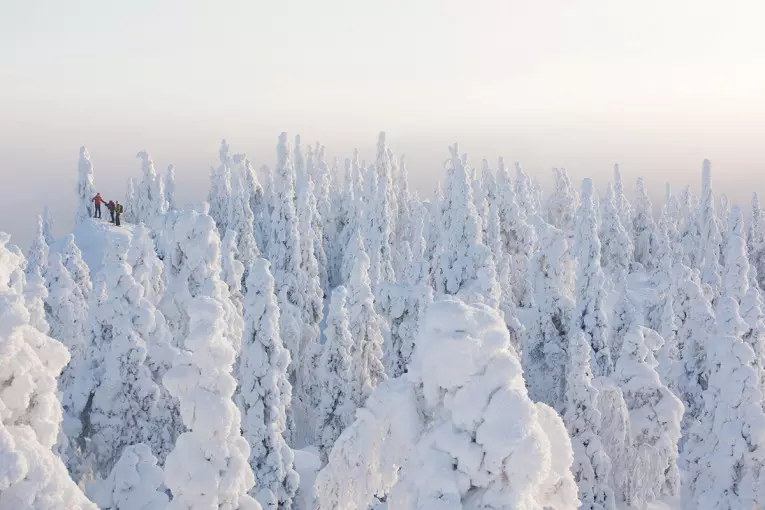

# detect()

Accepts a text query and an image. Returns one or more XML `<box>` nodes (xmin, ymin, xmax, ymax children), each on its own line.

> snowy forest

<box><xmin>3</xmin><ymin>131</ymin><xmax>765</xmax><ymax>510</ymax></box>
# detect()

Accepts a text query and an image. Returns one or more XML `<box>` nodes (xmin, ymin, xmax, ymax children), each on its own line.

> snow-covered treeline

<box><xmin>4</xmin><ymin>135</ymin><xmax>765</xmax><ymax>510</ymax></box>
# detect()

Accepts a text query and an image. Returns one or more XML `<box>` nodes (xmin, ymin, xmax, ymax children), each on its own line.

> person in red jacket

<box><xmin>91</xmin><ymin>192</ymin><xmax>106</xmax><ymax>219</ymax></box>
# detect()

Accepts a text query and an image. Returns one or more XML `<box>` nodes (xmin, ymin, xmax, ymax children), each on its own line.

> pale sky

<box><xmin>2</xmin><ymin>0</ymin><xmax>764</xmax><ymax>248</ymax></box>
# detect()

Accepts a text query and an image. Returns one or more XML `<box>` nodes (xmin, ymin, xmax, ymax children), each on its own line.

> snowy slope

<box><xmin>50</xmin><ymin>218</ymin><xmax>134</xmax><ymax>273</ymax></box>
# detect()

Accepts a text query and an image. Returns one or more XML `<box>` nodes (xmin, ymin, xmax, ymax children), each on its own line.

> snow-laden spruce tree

<box><xmin>673</xmin><ymin>266</ymin><xmax>715</xmax><ymax>433</ymax></box>
<box><xmin>134</xmin><ymin>150</ymin><xmax>168</xmax><ymax>225</ymax></box>
<box><xmin>347</xmin><ymin>246</ymin><xmax>387</xmax><ymax>406</ymax></box>
<box><xmin>600</xmin><ymin>183</ymin><xmax>633</xmax><ymax>282</ymax></box>
<box><xmin>127</xmin><ymin>224</ymin><xmax>164</xmax><ymax>306</ymax></box>
<box><xmin>76</xmin><ymin>146</ymin><xmax>97</xmax><ymax>223</ymax></box>
<box><xmin>235</xmin><ymin>259</ymin><xmax>298</xmax><ymax>508</ymax></box>
<box><xmin>748</xmin><ymin>192</ymin><xmax>764</xmax><ymax>255</ymax></box>
<box><xmin>62</xmin><ymin>234</ymin><xmax>91</xmax><ymax>301</ymax></box>
<box><xmin>613</xmin><ymin>164</ymin><xmax>633</xmax><ymax>239</ymax></box>
<box><xmin>295</xmin><ymin>173</ymin><xmax>324</xmax><ymax>409</ymax></box>
<box><xmin>682</xmin><ymin>296</ymin><xmax>765</xmax><ymax>510</ymax></box>
<box><xmin>89</xmin><ymin>444</ymin><xmax>168</xmax><ymax>510</ymax></box>
<box><xmin>524</xmin><ymin>218</ymin><xmax>574</xmax><ymax>412</ymax></box>
<box><xmin>565</xmin><ymin>330</ymin><xmax>616</xmax><ymax>510</ymax></box>
<box><xmin>45</xmin><ymin>253</ymin><xmax>90</xmax><ymax>464</ymax></box>
<box><xmin>632</xmin><ymin>177</ymin><xmax>657</xmax><ymax>271</ymax></box>
<box><xmin>85</xmin><ymin>244</ymin><xmax>167</xmax><ymax>477</ymax></box>
<box><xmin>42</xmin><ymin>206</ymin><xmax>55</xmax><ymax>244</ymax></box>
<box><xmin>222</xmin><ymin>230</ymin><xmax>245</xmax><ymax>320</ymax></box>
<box><xmin>229</xmin><ymin>154</ymin><xmax>260</xmax><ymax>276</ymax></box>
<box><xmin>268</xmin><ymin>133</ymin><xmax>305</xmax><ymax>393</ymax></box>
<box><xmin>515</xmin><ymin>161</ymin><xmax>536</xmax><ymax>217</ymax></box>
<box><xmin>311</xmin><ymin>143</ymin><xmax>332</xmax><ymax>292</ymax></box>
<box><xmin>615</xmin><ymin>326</ymin><xmax>684</xmax><ymax>505</ymax></box>
<box><xmin>678</xmin><ymin>186</ymin><xmax>702</xmax><ymax>269</ymax></box>
<box><xmin>496</xmin><ymin>157</ymin><xmax>535</xmax><ymax>307</ymax></box>
<box><xmin>546</xmin><ymin>167</ymin><xmax>578</xmax><ymax>233</ymax></box>
<box><xmin>334</xmin><ymin>157</ymin><xmax>357</xmax><ymax>286</ymax></box>
<box><xmin>364</xmin><ymin>133</ymin><xmax>396</xmax><ymax>289</ymax></box>
<box><xmin>724</xmin><ymin>206</ymin><xmax>751</xmax><ymax>304</ymax></box>
<box><xmin>122</xmin><ymin>177</ymin><xmax>138</xmax><ymax>224</ymax></box>
<box><xmin>698</xmin><ymin>159</ymin><xmax>722</xmax><ymax>298</ymax></box>
<box><xmin>164</xmin><ymin>164</ymin><xmax>177</xmax><ymax>211</ymax></box>
<box><xmin>208</xmin><ymin>139</ymin><xmax>233</xmax><ymax>235</ymax></box>
<box><xmin>572</xmin><ymin>178</ymin><xmax>613</xmax><ymax>377</ymax></box>
<box><xmin>0</xmin><ymin>233</ymin><xmax>97</xmax><ymax>509</ymax></box>
<box><xmin>316</xmin><ymin>286</ymin><xmax>358</xmax><ymax>464</ymax></box>
<box><xmin>161</xmin><ymin>210</ymin><xmax>261</xmax><ymax>510</ymax></box>
<box><xmin>317</xmin><ymin>299</ymin><xmax>579</xmax><ymax>510</ymax></box>
<box><xmin>435</xmin><ymin>144</ymin><xmax>500</xmax><ymax>308</ymax></box>
<box><xmin>245</xmin><ymin>160</ymin><xmax>267</xmax><ymax>256</ymax></box>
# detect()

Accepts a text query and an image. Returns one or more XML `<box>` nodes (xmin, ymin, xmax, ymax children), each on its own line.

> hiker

<box><xmin>107</xmin><ymin>200</ymin><xmax>116</xmax><ymax>223</ymax></box>
<box><xmin>91</xmin><ymin>192</ymin><xmax>106</xmax><ymax>218</ymax></box>
<box><xmin>115</xmin><ymin>201</ymin><xmax>123</xmax><ymax>226</ymax></box>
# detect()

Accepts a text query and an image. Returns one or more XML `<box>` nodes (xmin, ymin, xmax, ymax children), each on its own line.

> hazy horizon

<box><xmin>2</xmin><ymin>0</ymin><xmax>764</xmax><ymax>249</ymax></box>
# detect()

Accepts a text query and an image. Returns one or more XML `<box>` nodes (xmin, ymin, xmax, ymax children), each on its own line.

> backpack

<box><xmin>116</xmin><ymin>205</ymin><xmax>123</xmax><ymax>214</ymax></box>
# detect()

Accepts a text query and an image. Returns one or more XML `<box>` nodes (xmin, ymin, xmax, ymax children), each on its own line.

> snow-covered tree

<box><xmin>90</xmin><ymin>444</ymin><xmax>168</xmax><ymax>510</ymax></box>
<box><xmin>347</xmin><ymin>247</ymin><xmax>387</xmax><ymax>406</ymax></box>
<box><xmin>316</xmin><ymin>286</ymin><xmax>357</xmax><ymax>464</ymax></box>
<box><xmin>45</xmin><ymin>253</ymin><xmax>90</xmax><ymax>463</ymax></box>
<box><xmin>222</xmin><ymin>230</ymin><xmax>245</xmax><ymax>318</ymax></box>
<box><xmin>748</xmin><ymin>192</ymin><xmax>764</xmax><ymax>256</ymax></box>
<box><xmin>42</xmin><ymin>206</ymin><xmax>55</xmax><ymax>244</ymax></box>
<box><xmin>208</xmin><ymin>139</ymin><xmax>233</xmax><ymax>235</ymax></box>
<box><xmin>496</xmin><ymin>157</ymin><xmax>535</xmax><ymax>307</ymax></box>
<box><xmin>698</xmin><ymin>159</ymin><xmax>722</xmax><ymax>298</ymax></box>
<box><xmin>295</xmin><ymin>173</ymin><xmax>324</xmax><ymax>408</ymax></box>
<box><xmin>317</xmin><ymin>299</ymin><xmax>579</xmax><ymax>510</ymax></box>
<box><xmin>364</xmin><ymin>133</ymin><xmax>396</xmax><ymax>289</ymax></box>
<box><xmin>633</xmin><ymin>177</ymin><xmax>657</xmax><ymax>271</ymax></box>
<box><xmin>85</xmin><ymin>245</ymin><xmax>167</xmax><ymax>476</ymax></box>
<box><xmin>615</xmin><ymin>326</ymin><xmax>684</xmax><ymax>505</ymax></box>
<box><xmin>0</xmin><ymin>232</ymin><xmax>97</xmax><ymax>509</ymax></box>
<box><xmin>613</xmin><ymin>164</ymin><xmax>633</xmax><ymax>239</ymax></box>
<box><xmin>515</xmin><ymin>162</ymin><xmax>536</xmax><ymax>217</ymax></box>
<box><xmin>524</xmin><ymin>218</ymin><xmax>574</xmax><ymax>412</ymax></box>
<box><xmin>547</xmin><ymin>168</ymin><xmax>578</xmax><ymax>233</ymax></box>
<box><xmin>600</xmin><ymin>183</ymin><xmax>632</xmax><ymax>282</ymax></box>
<box><xmin>682</xmin><ymin>296</ymin><xmax>765</xmax><ymax>510</ymax></box>
<box><xmin>236</xmin><ymin>259</ymin><xmax>298</xmax><ymax>508</ymax></box>
<box><xmin>134</xmin><ymin>150</ymin><xmax>167</xmax><ymax>225</ymax></box>
<box><xmin>434</xmin><ymin>144</ymin><xmax>500</xmax><ymax>308</ymax></box>
<box><xmin>76</xmin><ymin>146</ymin><xmax>97</xmax><ymax>223</ymax></box>
<box><xmin>572</xmin><ymin>178</ymin><xmax>613</xmax><ymax>377</ymax></box>
<box><xmin>565</xmin><ymin>331</ymin><xmax>616</xmax><ymax>510</ymax></box>
<box><xmin>268</xmin><ymin>134</ymin><xmax>304</xmax><ymax>388</ymax></box>
<box><xmin>161</xmin><ymin>210</ymin><xmax>261</xmax><ymax>510</ymax></box>
<box><xmin>62</xmin><ymin>234</ymin><xmax>91</xmax><ymax>301</ymax></box>
<box><xmin>123</xmin><ymin>177</ymin><xmax>138</xmax><ymax>224</ymax></box>
<box><xmin>127</xmin><ymin>224</ymin><xmax>164</xmax><ymax>306</ymax></box>
<box><xmin>164</xmin><ymin>164</ymin><xmax>177</xmax><ymax>211</ymax></box>
<box><xmin>311</xmin><ymin>143</ymin><xmax>332</xmax><ymax>293</ymax></box>
<box><xmin>229</xmin><ymin>154</ymin><xmax>260</xmax><ymax>275</ymax></box>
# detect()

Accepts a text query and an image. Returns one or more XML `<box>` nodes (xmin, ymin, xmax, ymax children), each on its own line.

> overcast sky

<box><xmin>2</xmin><ymin>0</ymin><xmax>764</xmax><ymax>248</ymax></box>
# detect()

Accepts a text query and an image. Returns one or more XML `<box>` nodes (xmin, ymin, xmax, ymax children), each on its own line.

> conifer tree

<box><xmin>572</xmin><ymin>179</ymin><xmax>613</xmax><ymax>377</ymax></box>
<box><xmin>76</xmin><ymin>146</ymin><xmax>97</xmax><ymax>223</ymax></box>
<box><xmin>316</xmin><ymin>286</ymin><xmax>358</xmax><ymax>464</ymax></box>
<box><xmin>565</xmin><ymin>331</ymin><xmax>616</xmax><ymax>510</ymax></box>
<box><xmin>236</xmin><ymin>259</ymin><xmax>298</xmax><ymax>508</ymax></box>
<box><xmin>164</xmin><ymin>164</ymin><xmax>177</xmax><ymax>211</ymax></box>
<box><xmin>161</xmin><ymin>210</ymin><xmax>261</xmax><ymax>510</ymax></box>
<box><xmin>434</xmin><ymin>144</ymin><xmax>500</xmax><ymax>308</ymax></box>
<box><xmin>134</xmin><ymin>150</ymin><xmax>167</xmax><ymax>225</ymax></box>
<box><xmin>347</xmin><ymin>247</ymin><xmax>387</xmax><ymax>406</ymax></box>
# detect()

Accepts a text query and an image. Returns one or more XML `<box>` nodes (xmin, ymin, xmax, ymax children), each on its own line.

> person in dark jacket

<box><xmin>107</xmin><ymin>200</ymin><xmax>116</xmax><ymax>223</ymax></box>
